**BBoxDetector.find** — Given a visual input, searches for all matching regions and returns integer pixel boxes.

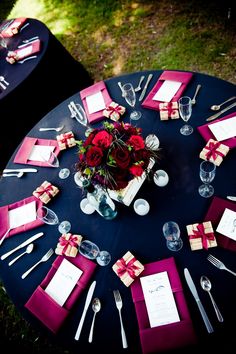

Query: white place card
[209,116,236,141]
[45,258,83,306]
[17,45,33,58]
[216,208,236,241]
[86,91,106,114]
[153,80,182,103]
[140,271,180,328]
[28,145,55,162]
[9,200,36,229]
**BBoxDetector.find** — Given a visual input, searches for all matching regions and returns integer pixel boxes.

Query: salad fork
[113,289,128,349]
[39,126,64,132]
[21,248,54,279]
[207,254,236,276]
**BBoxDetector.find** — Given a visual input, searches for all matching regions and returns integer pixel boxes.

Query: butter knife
[227,196,236,201]
[184,268,214,333]
[206,102,236,121]
[74,280,96,340]
[3,168,37,173]
[139,73,153,101]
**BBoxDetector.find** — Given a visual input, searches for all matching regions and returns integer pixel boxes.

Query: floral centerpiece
[75,121,160,191]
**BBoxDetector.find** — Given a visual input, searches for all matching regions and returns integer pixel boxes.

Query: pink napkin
[25,254,97,333]
[204,196,236,252]
[80,81,112,124]
[1,18,27,37]
[130,257,197,354]
[13,137,60,167]
[0,196,43,242]
[141,71,193,111]
[6,39,41,64]
[197,112,236,148]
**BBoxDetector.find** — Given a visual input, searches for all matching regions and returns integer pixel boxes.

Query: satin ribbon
[59,234,79,255]
[205,141,224,161]
[105,104,123,119]
[35,183,54,197]
[116,257,140,279]
[59,132,74,146]
[160,102,178,118]
[189,224,215,249]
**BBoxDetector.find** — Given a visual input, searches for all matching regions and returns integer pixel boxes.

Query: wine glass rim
[200,160,216,171]
[178,96,191,104]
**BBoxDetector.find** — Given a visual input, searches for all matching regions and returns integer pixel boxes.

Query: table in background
[0,70,235,354]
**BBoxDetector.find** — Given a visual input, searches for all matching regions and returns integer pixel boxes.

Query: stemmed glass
[79,240,111,266]
[0,33,8,49]
[162,221,183,251]
[178,96,193,135]
[68,101,92,136]
[122,83,142,121]
[36,205,71,234]
[198,160,216,198]
[40,150,70,179]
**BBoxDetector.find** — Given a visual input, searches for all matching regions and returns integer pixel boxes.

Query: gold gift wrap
[159,101,179,120]
[103,101,126,121]
[112,251,144,287]
[186,221,217,251]
[56,131,76,150]
[55,233,83,257]
[33,180,59,204]
[199,139,229,166]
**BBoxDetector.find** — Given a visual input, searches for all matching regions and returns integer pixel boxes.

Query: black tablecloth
[0,70,235,354]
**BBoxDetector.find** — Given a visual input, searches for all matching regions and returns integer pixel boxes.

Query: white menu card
[208,116,236,141]
[9,201,36,228]
[140,271,180,328]
[28,145,55,162]
[216,208,236,241]
[153,80,182,102]
[45,259,83,306]
[86,91,106,114]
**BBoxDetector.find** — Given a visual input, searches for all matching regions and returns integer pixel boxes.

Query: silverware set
[1,168,38,178]
[0,76,9,90]
[118,73,153,102]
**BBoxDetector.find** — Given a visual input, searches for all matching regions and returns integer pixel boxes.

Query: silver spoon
[2,172,24,178]
[191,84,201,105]
[135,75,145,92]
[39,126,64,132]
[8,243,34,266]
[210,96,236,111]
[200,275,223,322]
[88,297,101,343]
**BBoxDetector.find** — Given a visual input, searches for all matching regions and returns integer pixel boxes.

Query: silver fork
[18,55,37,64]
[21,248,54,279]
[39,126,64,132]
[207,254,236,276]
[113,289,128,349]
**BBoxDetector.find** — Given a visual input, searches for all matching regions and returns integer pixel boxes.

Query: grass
[0,0,235,352]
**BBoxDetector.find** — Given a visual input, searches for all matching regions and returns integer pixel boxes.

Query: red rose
[86,146,103,167]
[83,130,98,147]
[92,130,113,148]
[129,164,144,177]
[111,145,130,169]
[110,168,129,190]
[127,135,145,151]
[132,149,151,169]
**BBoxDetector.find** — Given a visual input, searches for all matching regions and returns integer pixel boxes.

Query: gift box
[199,139,229,166]
[56,131,76,150]
[103,101,126,121]
[112,251,144,286]
[6,39,41,64]
[186,221,217,251]
[33,181,59,204]
[55,233,83,257]
[159,102,179,120]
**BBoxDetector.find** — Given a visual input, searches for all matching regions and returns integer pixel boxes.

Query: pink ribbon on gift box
[189,224,215,249]
[159,102,178,119]
[35,183,54,198]
[116,257,140,279]
[59,234,79,255]
[58,132,74,147]
[205,141,224,161]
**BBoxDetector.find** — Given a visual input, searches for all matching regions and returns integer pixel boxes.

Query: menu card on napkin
[140,271,180,327]
[86,91,106,114]
[216,208,236,241]
[208,116,236,141]
[9,200,36,228]
[28,145,55,162]
[45,258,83,306]
[153,80,182,103]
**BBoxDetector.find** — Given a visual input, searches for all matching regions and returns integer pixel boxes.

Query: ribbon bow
[160,102,178,118]
[105,104,123,120]
[205,141,224,161]
[116,257,140,279]
[36,183,53,197]
[59,132,74,146]
[59,234,79,254]
[190,224,215,249]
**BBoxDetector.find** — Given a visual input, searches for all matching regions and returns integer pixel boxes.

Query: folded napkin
[0,196,43,242]
[1,18,27,37]
[13,137,60,167]
[197,112,236,149]
[25,254,97,333]
[80,81,112,124]
[6,39,41,64]
[204,196,236,252]
[141,71,193,111]
[130,257,197,354]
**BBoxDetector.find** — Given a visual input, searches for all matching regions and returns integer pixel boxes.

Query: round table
[0,70,235,354]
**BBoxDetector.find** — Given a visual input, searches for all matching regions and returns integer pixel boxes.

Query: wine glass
[0,33,8,49]
[40,150,70,179]
[79,240,111,266]
[122,83,142,121]
[68,101,92,136]
[198,160,216,198]
[36,205,71,234]
[162,221,183,251]
[178,96,193,135]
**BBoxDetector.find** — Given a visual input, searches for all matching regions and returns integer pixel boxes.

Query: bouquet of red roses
[76,121,160,190]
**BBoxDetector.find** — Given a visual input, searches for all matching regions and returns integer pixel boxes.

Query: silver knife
[206,102,236,121]
[3,168,38,173]
[184,268,214,333]
[227,196,236,201]
[0,232,44,260]
[74,280,96,340]
[139,74,153,101]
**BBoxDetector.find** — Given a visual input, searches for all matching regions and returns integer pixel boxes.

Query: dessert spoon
[39,126,64,132]
[88,297,101,343]
[200,275,223,322]
[135,75,145,92]
[210,96,236,111]
[8,243,34,266]
[191,84,201,104]
[2,172,24,178]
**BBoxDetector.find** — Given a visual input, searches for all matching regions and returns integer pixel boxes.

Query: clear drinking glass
[162,221,183,251]
[178,96,193,135]
[40,150,70,179]
[122,83,142,121]
[198,160,216,198]
[68,102,92,136]
[36,205,71,234]
[79,240,111,266]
